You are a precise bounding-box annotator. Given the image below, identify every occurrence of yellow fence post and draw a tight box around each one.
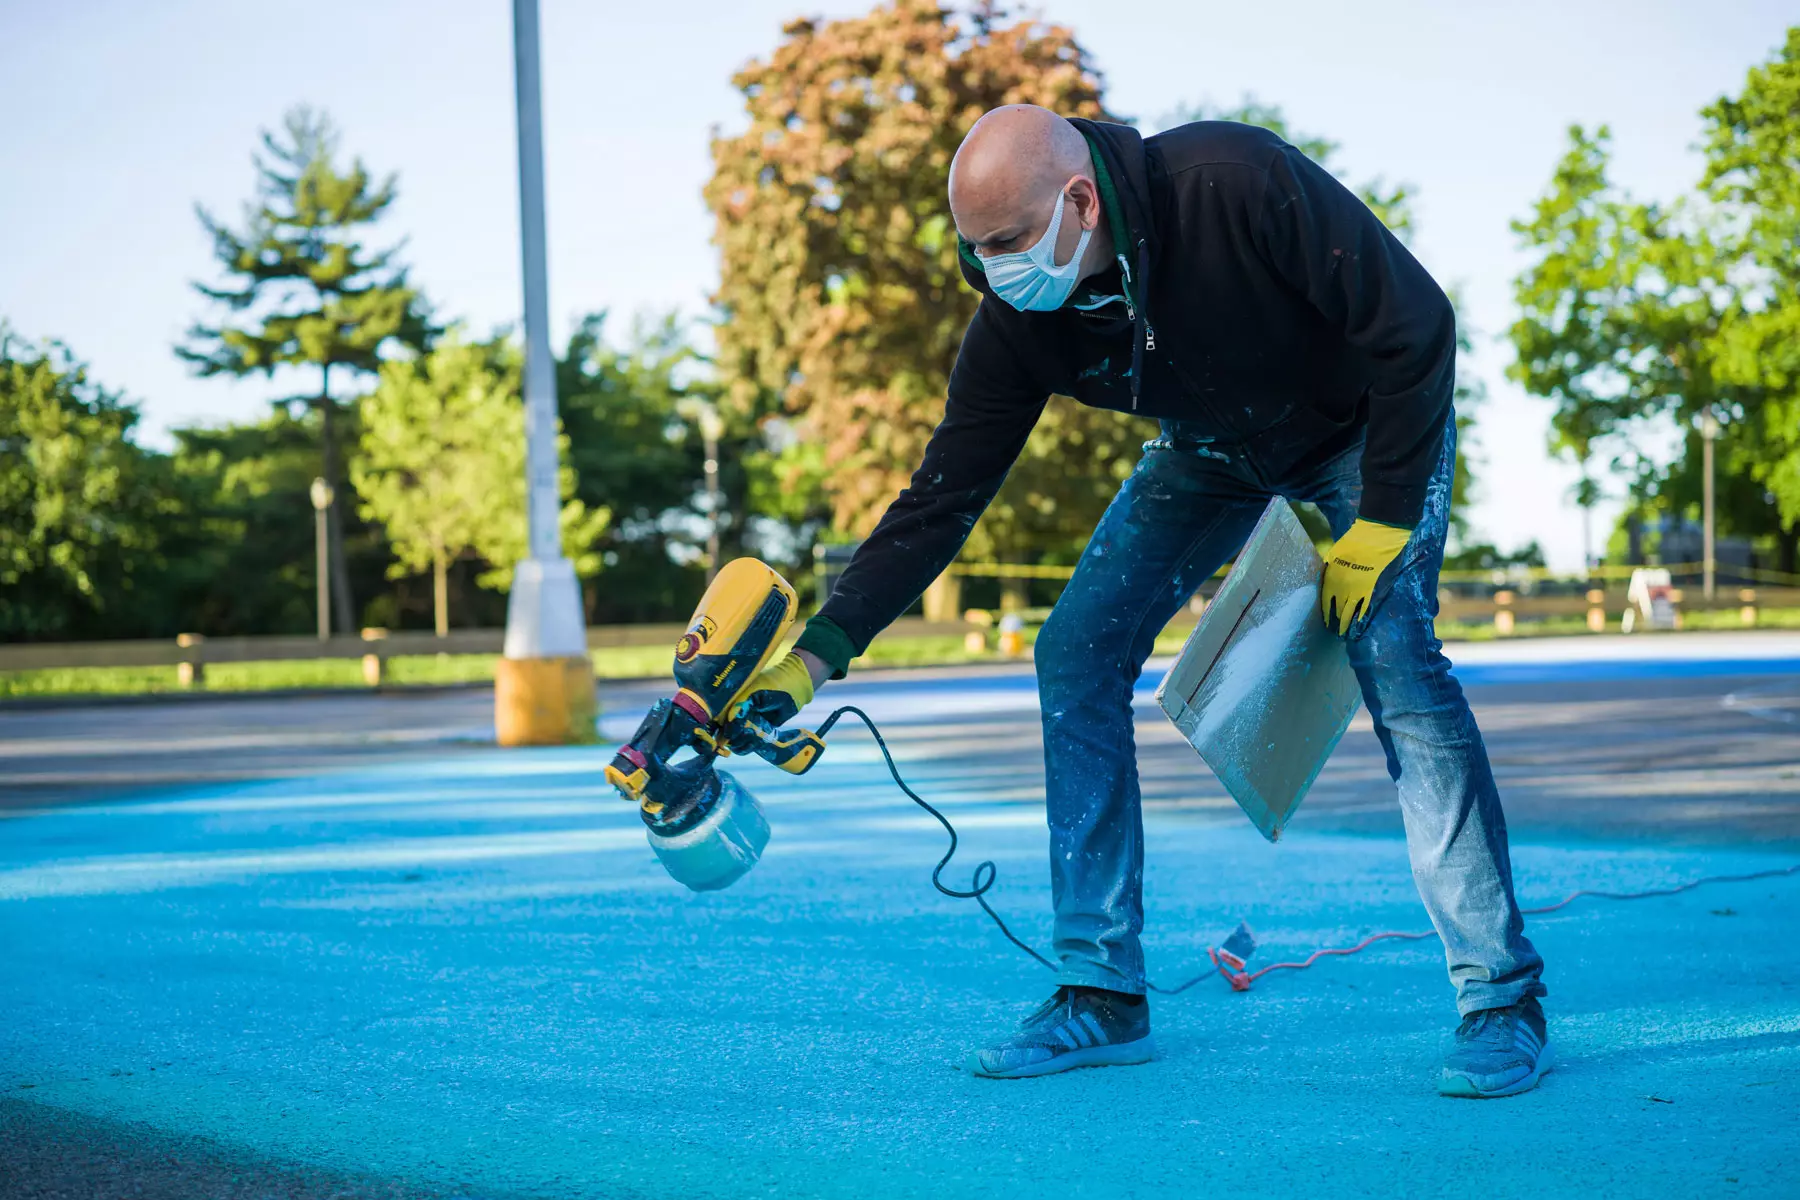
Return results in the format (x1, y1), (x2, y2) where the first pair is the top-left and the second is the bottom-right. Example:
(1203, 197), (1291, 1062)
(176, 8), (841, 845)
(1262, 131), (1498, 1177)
(176, 633), (205, 688)
(997, 613), (1026, 658)
(1585, 589), (1606, 633)
(1493, 591), (1516, 636)
(360, 628), (388, 686)
(963, 609), (991, 654)
(1740, 588), (1758, 627)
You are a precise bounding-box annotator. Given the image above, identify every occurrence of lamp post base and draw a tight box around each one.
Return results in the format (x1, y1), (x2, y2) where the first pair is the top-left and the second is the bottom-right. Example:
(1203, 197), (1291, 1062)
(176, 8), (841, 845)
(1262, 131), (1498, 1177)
(496, 655), (598, 746)
(498, 557), (594, 746)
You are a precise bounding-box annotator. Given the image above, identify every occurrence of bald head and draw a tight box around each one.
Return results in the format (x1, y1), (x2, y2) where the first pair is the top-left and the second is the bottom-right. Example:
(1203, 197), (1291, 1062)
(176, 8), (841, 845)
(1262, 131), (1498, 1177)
(949, 105), (1110, 294)
(950, 105), (1089, 217)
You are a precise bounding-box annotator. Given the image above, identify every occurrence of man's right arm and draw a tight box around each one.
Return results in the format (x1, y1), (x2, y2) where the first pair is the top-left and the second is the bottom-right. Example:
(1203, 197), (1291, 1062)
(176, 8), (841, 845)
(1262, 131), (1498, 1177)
(793, 303), (1048, 679)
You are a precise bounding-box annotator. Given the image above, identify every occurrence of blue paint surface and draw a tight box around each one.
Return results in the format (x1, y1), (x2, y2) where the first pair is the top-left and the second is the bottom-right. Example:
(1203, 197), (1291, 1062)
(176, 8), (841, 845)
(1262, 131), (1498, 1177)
(1447, 656), (1800, 686)
(2, 667), (1798, 1198)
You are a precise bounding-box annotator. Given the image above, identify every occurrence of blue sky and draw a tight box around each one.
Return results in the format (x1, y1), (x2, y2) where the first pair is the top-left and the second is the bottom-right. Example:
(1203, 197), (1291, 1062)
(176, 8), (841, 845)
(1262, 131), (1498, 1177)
(1, 0), (1793, 569)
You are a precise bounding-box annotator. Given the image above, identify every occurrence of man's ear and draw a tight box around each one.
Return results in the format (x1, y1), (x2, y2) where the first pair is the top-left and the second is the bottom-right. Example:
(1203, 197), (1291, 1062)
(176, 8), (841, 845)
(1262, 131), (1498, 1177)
(1070, 175), (1103, 231)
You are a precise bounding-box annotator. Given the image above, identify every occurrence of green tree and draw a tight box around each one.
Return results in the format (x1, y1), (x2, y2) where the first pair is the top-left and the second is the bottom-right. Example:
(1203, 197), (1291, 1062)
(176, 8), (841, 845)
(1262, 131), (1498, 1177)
(706, 0), (1109, 545)
(178, 106), (433, 633)
(1509, 91), (1798, 569)
(0, 328), (172, 639)
(555, 313), (767, 621)
(354, 333), (610, 633)
(165, 409), (339, 636)
(1700, 28), (1800, 554)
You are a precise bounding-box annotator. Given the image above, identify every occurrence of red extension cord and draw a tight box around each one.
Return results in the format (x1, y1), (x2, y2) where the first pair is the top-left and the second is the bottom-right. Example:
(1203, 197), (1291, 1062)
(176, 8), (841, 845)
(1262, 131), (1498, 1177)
(1201, 863), (1800, 993)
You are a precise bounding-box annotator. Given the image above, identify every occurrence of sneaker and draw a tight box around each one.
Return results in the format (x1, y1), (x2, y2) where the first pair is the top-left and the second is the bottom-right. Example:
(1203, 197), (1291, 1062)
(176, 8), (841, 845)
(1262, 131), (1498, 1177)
(1439, 996), (1553, 1098)
(968, 987), (1154, 1079)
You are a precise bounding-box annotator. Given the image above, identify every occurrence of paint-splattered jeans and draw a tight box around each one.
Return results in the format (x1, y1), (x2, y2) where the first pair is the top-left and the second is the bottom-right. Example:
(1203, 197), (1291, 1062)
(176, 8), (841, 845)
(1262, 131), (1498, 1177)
(1035, 415), (1546, 1015)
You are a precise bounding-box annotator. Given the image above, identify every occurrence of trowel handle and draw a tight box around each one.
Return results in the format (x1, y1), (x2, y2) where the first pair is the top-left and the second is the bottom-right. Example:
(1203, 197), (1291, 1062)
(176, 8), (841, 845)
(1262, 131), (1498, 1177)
(731, 713), (826, 775)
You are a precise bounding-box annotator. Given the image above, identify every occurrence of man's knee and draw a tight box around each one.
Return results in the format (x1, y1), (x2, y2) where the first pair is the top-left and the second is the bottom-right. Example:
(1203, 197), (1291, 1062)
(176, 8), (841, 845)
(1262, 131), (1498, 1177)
(1351, 591), (1454, 718)
(1035, 600), (1135, 697)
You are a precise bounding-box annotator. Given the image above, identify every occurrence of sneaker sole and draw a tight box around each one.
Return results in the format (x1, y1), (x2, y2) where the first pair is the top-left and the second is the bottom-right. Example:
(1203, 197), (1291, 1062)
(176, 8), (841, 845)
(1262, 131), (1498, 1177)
(969, 1034), (1156, 1080)
(1439, 1042), (1555, 1098)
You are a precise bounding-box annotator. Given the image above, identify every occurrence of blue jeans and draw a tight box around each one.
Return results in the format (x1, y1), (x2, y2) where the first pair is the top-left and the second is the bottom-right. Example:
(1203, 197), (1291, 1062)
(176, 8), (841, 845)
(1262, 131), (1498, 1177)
(1034, 416), (1546, 1015)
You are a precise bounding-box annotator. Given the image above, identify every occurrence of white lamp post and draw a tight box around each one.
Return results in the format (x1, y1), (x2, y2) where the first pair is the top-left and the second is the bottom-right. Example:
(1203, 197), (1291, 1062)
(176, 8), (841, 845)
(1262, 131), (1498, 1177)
(495, 0), (595, 745)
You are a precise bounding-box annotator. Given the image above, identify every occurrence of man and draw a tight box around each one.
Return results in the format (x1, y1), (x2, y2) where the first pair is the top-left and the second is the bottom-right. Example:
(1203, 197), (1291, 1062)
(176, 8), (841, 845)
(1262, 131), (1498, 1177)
(734, 105), (1549, 1096)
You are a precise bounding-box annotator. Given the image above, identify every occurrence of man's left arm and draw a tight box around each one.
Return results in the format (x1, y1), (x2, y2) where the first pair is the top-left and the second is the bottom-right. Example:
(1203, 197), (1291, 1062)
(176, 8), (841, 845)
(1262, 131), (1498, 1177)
(1251, 145), (1457, 529)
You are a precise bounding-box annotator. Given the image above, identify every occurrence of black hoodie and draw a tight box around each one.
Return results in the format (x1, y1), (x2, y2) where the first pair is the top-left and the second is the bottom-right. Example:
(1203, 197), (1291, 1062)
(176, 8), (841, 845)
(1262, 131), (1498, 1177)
(796, 119), (1456, 677)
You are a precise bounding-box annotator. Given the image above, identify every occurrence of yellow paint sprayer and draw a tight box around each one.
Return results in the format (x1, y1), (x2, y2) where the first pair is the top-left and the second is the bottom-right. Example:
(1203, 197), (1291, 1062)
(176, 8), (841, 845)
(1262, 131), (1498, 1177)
(603, 558), (826, 891)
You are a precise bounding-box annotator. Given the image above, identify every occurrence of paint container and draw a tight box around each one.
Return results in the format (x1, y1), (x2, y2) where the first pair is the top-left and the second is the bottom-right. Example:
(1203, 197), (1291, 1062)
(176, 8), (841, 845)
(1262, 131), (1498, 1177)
(644, 768), (770, 892)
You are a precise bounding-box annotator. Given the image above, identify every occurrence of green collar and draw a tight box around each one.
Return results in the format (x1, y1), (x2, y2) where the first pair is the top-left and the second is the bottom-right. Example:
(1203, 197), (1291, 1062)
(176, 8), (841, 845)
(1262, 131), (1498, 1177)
(1077, 128), (1137, 311)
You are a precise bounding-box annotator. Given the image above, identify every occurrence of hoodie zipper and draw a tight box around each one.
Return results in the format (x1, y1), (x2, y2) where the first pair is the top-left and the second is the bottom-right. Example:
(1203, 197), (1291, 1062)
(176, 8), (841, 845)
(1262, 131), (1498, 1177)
(1118, 247), (1156, 409)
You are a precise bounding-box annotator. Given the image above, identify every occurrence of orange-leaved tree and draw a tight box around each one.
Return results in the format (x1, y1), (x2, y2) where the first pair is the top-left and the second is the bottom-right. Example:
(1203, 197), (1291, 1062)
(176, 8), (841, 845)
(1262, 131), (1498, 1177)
(706, 0), (1114, 560)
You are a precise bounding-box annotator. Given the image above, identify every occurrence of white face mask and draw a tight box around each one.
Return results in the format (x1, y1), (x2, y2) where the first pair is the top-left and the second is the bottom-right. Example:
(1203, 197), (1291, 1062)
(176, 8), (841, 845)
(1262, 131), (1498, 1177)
(980, 186), (1092, 312)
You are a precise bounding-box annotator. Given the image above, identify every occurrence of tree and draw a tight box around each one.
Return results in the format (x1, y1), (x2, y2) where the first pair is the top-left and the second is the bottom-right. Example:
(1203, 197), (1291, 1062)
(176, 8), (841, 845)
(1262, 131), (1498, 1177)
(710, 4), (1480, 575)
(555, 313), (761, 622)
(1700, 28), (1800, 552)
(0, 328), (172, 639)
(1509, 34), (1800, 573)
(165, 409), (344, 636)
(706, 0), (1109, 542)
(178, 106), (433, 633)
(354, 332), (610, 634)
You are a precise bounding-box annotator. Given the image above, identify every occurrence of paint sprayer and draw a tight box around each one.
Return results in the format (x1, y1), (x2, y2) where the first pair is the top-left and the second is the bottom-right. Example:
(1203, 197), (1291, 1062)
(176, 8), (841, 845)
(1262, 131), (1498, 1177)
(603, 558), (828, 891)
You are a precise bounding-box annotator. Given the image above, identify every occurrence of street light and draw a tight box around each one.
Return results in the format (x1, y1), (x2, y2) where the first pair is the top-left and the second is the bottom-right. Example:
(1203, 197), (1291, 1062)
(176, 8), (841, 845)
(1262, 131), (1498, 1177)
(679, 398), (726, 582)
(495, 0), (595, 746)
(309, 477), (334, 640)
(1702, 409), (1719, 601)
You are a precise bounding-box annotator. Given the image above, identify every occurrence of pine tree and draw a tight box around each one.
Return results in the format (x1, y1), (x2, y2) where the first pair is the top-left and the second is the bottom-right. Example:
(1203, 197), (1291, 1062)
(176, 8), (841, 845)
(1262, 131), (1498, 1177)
(178, 106), (433, 633)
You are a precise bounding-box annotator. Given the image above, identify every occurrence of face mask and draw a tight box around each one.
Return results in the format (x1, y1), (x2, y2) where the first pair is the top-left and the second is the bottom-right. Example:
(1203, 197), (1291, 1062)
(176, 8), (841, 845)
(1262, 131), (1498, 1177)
(980, 186), (1092, 312)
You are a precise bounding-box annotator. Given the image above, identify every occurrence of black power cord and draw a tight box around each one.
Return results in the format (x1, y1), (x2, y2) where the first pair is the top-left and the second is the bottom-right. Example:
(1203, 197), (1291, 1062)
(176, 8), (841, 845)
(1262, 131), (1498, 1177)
(816, 704), (1219, 993)
(816, 705), (1054, 971)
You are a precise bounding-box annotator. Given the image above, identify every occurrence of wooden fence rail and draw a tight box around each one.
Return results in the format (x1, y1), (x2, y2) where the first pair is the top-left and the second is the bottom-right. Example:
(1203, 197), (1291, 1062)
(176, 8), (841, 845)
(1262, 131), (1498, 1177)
(5, 587), (1797, 686)
(0, 618), (981, 681)
(0, 626), (672, 673)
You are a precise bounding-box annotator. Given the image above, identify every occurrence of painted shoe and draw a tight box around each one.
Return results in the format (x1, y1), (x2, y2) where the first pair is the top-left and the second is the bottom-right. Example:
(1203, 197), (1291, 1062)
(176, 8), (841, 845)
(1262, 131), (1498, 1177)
(1440, 996), (1553, 1097)
(969, 987), (1154, 1079)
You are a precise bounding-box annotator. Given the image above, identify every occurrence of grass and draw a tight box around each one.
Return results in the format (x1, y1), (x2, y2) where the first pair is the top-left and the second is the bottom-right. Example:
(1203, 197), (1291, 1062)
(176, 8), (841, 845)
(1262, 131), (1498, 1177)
(6, 610), (1798, 701)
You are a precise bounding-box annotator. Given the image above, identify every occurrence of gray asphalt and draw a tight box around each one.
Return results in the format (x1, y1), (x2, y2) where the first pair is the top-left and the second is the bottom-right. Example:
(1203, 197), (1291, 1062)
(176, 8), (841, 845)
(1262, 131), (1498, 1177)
(7, 661), (1799, 847)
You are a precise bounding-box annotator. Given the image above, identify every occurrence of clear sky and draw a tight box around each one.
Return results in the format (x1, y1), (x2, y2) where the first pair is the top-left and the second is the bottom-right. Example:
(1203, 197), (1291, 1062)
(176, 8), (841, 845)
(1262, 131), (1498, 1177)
(2, 0), (1792, 570)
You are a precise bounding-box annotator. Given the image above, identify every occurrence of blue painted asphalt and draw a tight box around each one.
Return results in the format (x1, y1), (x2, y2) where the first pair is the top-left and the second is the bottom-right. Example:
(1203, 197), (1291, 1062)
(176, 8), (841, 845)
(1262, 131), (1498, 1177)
(818, 643), (1800, 705)
(3, 652), (1798, 1198)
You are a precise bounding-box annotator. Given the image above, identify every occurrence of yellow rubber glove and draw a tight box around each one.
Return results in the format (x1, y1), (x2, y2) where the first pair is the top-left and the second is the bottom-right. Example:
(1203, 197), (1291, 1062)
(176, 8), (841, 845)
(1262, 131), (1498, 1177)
(1320, 519), (1413, 636)
(730, 651), (816, 730)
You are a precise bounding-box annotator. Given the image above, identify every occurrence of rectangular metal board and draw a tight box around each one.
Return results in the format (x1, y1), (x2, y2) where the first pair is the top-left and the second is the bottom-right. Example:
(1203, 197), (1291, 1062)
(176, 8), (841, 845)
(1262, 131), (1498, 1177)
(1154, 498), (1363, 842)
